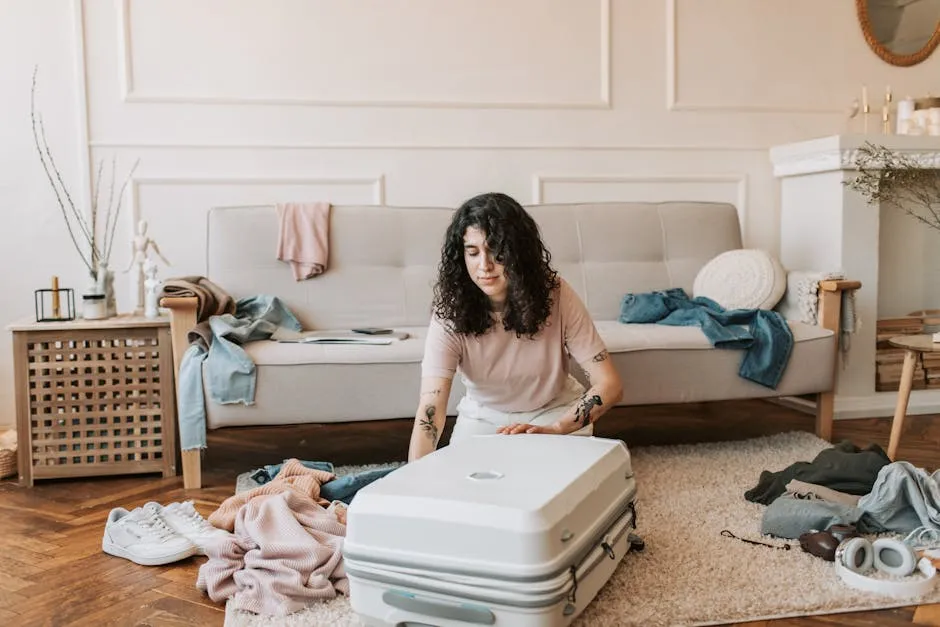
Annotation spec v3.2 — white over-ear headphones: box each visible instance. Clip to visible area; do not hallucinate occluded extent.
[834,537,938,598]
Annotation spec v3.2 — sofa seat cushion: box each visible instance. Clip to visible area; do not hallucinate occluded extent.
[593,319,832,352]
[241,320,831,366]
[594,320,836,405]
[205,319,835,429]
[244,326,430,366]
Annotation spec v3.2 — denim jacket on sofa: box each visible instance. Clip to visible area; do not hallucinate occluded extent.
[177,295,303,450]
[618,287,794,389]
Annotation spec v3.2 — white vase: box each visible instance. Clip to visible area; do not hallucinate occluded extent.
[92,264,117,318]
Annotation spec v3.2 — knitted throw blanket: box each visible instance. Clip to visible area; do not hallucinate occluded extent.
[787,270,860,359]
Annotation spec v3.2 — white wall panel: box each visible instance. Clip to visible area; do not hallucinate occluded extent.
[82,0,864,150]
[669,0,940,112]
[535,174,745,216]
[4,0,940,427]
[0,0,89,431]
[93,145,773,251]
[119,0,609,108]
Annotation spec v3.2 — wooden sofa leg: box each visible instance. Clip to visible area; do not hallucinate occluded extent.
[182,449,202,489]
[815,390,834,442]
[161,296,203,489]
[814,279,860,444]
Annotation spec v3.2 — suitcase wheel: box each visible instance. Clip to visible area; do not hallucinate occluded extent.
[629,533,645,552]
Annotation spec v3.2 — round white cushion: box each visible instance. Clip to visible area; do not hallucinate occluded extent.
[692,249,787,311]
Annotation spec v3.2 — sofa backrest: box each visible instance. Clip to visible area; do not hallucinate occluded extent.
[206,201,742,330]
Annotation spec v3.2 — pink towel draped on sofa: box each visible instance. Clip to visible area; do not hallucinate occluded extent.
[276,202,331,280]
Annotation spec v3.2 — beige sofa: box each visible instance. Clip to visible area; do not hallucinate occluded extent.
[163,201,859,489]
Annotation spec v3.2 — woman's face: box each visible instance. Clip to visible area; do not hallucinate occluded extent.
[463,226,508,307]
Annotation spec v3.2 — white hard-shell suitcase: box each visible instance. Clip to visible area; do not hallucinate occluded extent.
[344,434,640,626]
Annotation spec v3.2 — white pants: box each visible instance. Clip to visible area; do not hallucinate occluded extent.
[450,374,594,444]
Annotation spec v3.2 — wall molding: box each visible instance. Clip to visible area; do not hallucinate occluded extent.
[90,140,770,152]
[117,0,611,110]
[665,0,839,113]
[128,174,387,225]
[532,173,749,234]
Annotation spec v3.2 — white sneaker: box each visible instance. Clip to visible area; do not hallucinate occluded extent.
[102,507,197,566]
[147,501,232,555]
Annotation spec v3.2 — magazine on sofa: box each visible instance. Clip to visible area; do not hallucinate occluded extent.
[272,329,410,345]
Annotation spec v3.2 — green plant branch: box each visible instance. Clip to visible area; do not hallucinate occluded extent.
[104,158,139,264]
[90,159,103,269]
[39,117,96,254]
[31,66,138,275]
[101,154,116,266]
[846,141,940,234]
[30,68,93,274]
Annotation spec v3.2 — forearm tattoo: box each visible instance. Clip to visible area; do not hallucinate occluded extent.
[592,350,609,363]
[574,394,603,425]
[420,405,439,443]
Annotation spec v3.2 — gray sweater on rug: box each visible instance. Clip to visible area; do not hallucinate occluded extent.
[744,440,890,505]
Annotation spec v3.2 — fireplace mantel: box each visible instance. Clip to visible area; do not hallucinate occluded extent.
[771,134,940,177]
[771,134,940,420]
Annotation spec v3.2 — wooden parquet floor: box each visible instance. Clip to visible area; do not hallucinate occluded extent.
[3,399,940,627]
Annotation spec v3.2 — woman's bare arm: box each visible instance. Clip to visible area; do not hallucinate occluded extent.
[556,349,623,432]
[499,349,623,435]
[408,376,453,462]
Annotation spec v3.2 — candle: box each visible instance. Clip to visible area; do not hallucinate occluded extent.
[51,275,60,318]
[863,85,869,112]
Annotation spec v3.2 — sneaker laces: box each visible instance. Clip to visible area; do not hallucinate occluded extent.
[130,508,181,543]
[172,502,217,534]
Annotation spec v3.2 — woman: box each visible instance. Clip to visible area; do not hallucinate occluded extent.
[407,192,623,462]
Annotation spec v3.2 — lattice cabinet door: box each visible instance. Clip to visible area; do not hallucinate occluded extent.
[11,317,178,486]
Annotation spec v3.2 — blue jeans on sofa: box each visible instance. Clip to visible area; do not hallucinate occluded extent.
[618,288,794,389]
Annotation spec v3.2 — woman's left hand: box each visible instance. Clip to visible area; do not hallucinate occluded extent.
[496,422,564,435]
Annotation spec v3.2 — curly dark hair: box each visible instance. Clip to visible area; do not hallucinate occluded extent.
[432,192,559,338]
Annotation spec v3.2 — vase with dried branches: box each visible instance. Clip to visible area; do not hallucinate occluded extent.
[30,67,139,317]
[845,142,940,233]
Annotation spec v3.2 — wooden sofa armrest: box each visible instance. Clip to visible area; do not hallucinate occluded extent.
[814,279,862,443]
[819,279,862,293]
[159,296,202,490]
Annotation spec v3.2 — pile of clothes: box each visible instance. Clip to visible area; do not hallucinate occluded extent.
[196,458,398,616]
[747,440,940,544]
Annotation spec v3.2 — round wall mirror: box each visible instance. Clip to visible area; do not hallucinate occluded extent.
[857,0,940,66]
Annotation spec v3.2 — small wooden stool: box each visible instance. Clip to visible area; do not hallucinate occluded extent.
[887,334,940,460]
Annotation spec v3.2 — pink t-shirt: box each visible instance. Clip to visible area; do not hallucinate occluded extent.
[421,278,607,413]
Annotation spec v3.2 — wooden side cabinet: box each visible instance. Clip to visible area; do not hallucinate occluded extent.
[8,315,178,487]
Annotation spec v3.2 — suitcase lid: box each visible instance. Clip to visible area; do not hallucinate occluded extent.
[344,435,635,580]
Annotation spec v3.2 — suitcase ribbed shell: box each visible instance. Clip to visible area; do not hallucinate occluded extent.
[344,434,636,580]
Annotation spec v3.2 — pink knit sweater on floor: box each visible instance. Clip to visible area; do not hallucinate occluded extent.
[208,458,335,532]
[197,489,348,616]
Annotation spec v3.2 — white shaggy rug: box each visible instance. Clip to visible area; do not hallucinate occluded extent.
[223,431,940,627]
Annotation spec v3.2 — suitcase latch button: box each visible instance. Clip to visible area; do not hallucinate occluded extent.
[561,529,574,542]
[601,538,616,560]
